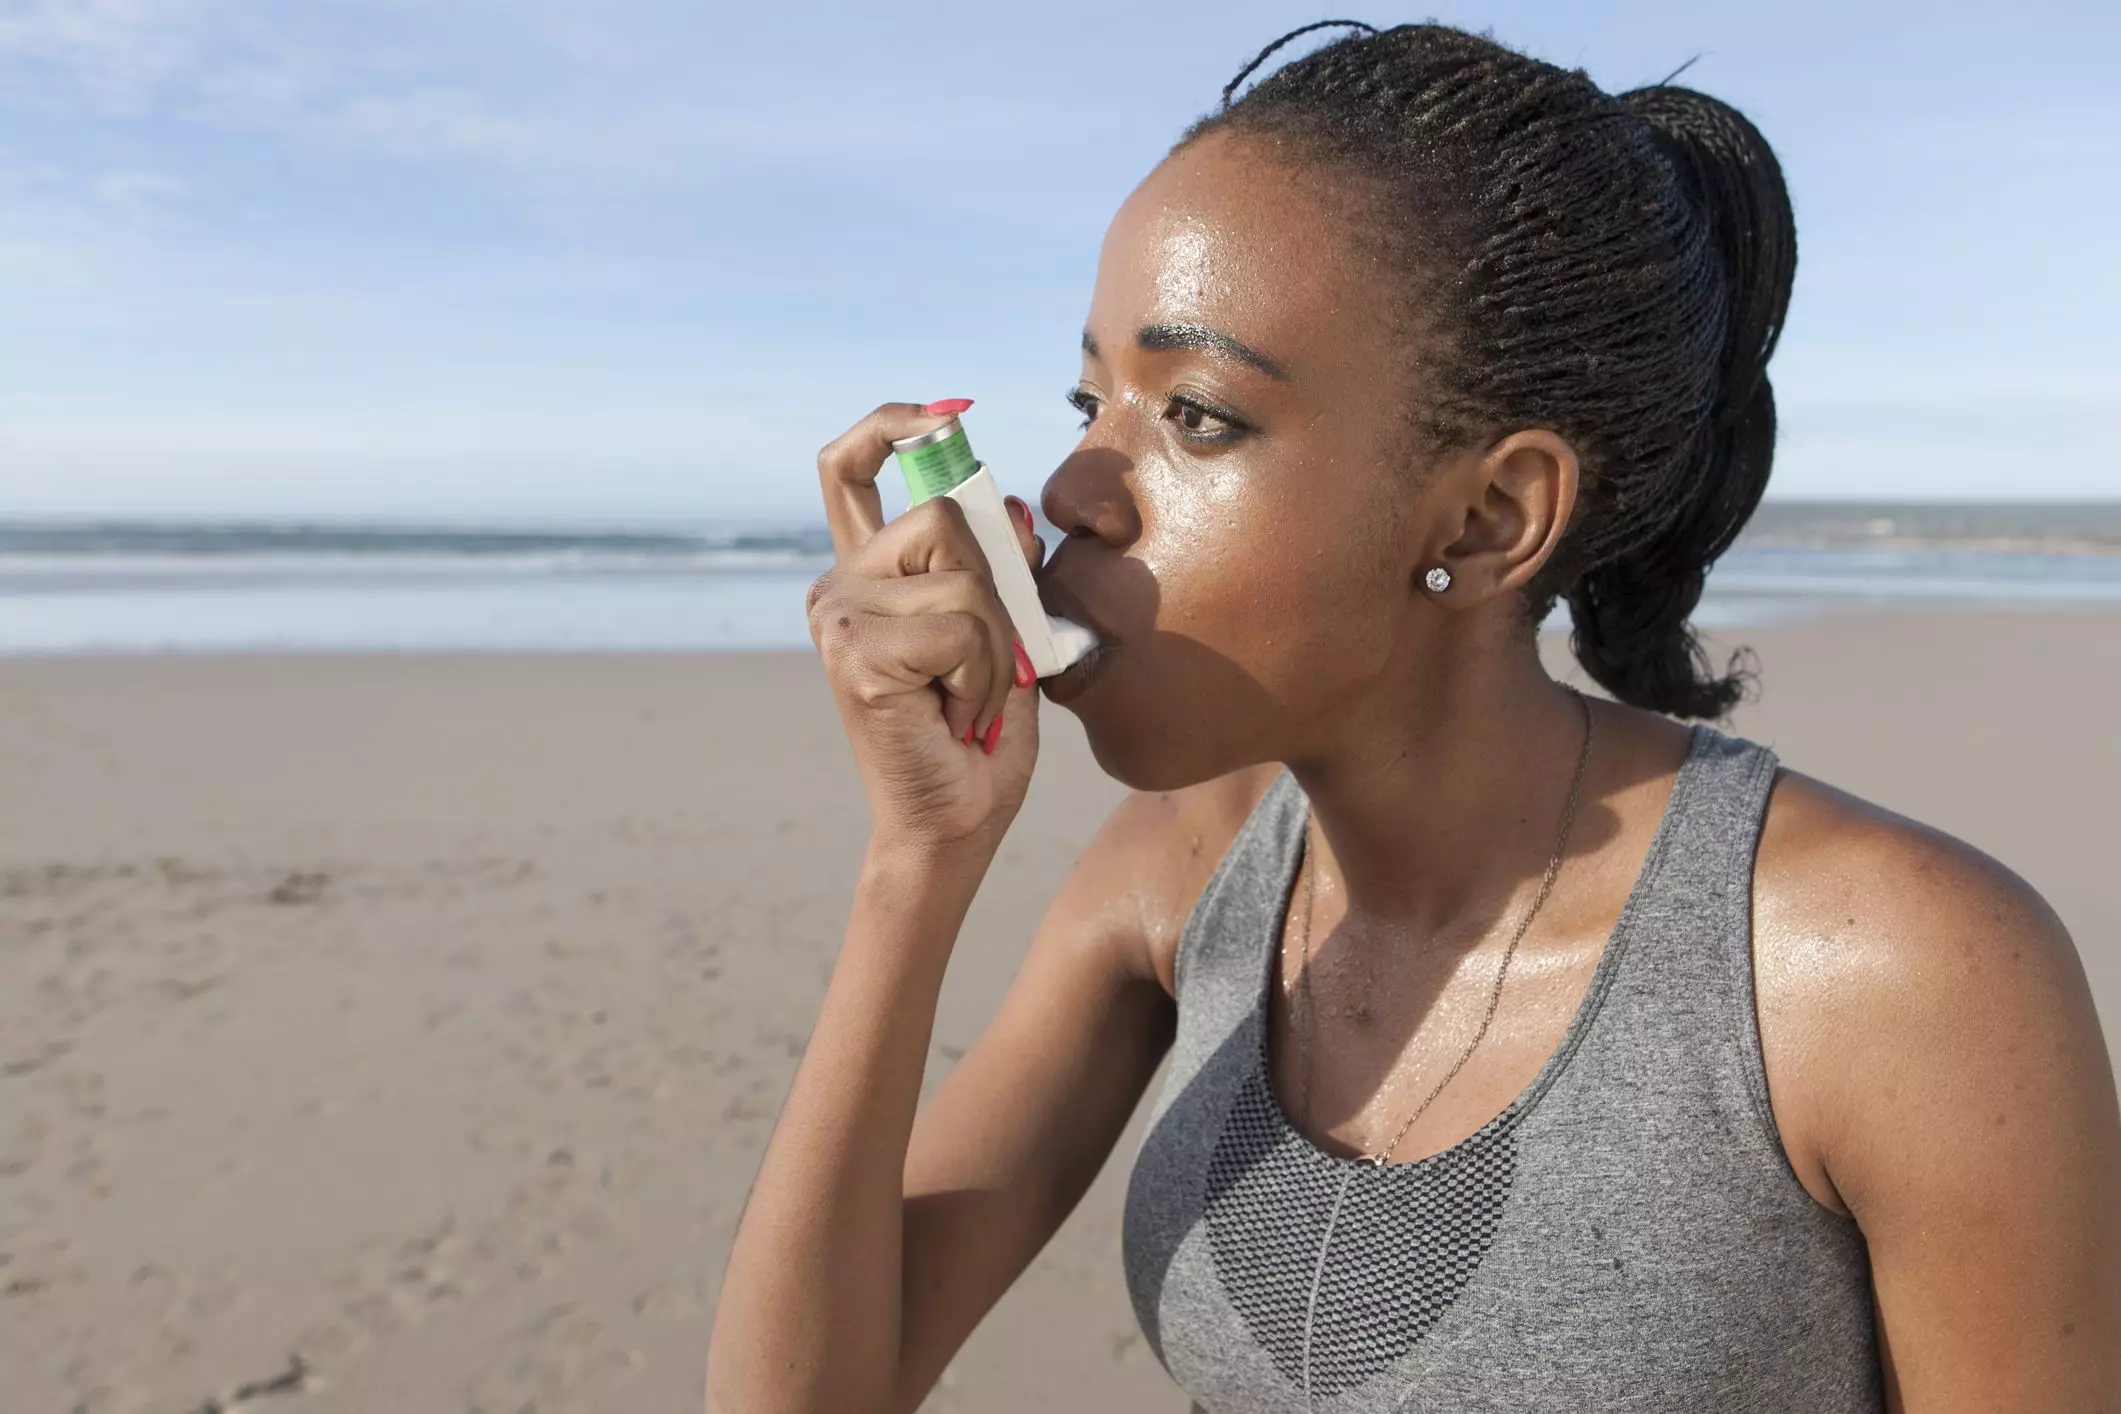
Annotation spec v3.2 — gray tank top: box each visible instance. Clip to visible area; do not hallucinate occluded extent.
[1121,725,1880,1412]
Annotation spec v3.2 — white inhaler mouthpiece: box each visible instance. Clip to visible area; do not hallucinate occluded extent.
[946,466,1097,678]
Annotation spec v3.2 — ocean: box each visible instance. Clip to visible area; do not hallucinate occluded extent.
[3,503,2118,655]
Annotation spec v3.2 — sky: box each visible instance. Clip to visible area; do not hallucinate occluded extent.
[1,0,2117,523]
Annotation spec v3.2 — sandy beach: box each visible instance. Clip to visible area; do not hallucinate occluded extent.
[3,609,2116,1413]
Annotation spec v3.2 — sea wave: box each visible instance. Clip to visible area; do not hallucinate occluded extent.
[0,520,835,563]
[0,520,837,592]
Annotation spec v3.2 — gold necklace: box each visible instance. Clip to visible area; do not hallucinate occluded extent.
[1284,686,1595,1167]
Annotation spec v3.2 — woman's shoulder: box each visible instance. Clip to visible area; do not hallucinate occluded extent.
[1752,764,2079,1003]
[1749,763,2108,1213]
[1061,763,1286,1001]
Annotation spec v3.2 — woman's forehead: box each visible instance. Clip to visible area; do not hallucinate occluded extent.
[1088,132,1374,372]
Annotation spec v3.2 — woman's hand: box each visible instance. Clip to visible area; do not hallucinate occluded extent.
[807,402,1044,855]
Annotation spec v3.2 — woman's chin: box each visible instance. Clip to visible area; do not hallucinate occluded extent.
[1069,696,1228,795]
[1047,636,1282,790]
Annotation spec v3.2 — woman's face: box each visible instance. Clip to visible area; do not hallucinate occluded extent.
[1036,127,1446,789]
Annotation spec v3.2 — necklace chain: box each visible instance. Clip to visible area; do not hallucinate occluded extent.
[1286,687,1595,1168]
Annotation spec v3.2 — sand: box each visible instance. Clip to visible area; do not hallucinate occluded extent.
[2,610,2115,1412]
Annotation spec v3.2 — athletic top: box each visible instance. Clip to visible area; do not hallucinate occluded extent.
[1121,726,1881,1412]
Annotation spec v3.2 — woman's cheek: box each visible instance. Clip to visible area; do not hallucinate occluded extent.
[1141,516,1329,666]
[1132,454,1249,552]
[1133,451,1378,674]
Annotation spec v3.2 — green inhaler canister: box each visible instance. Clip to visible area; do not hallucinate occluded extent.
[891,418,981,503]
[888,413,1097,679]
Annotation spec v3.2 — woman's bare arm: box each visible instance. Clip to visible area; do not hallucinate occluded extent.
[886,796,1182,1405]
[1756,774,2121,1412]
[705,777,1253,1414]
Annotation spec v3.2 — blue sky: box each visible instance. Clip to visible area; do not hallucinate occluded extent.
[1,0,2115,522]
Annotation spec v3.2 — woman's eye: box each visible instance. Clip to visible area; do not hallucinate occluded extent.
[1167,394,1250,444]
[1064,387,1100,429]
[1065,387,1251,443]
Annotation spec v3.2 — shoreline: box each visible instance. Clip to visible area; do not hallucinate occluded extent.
[4,591,2121,662]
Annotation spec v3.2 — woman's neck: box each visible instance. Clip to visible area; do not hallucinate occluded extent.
[1285,636,1593,939]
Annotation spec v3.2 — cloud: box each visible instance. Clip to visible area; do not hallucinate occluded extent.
[0,157,190,282]
[0,2,1154,192]
[323,87,551,168]
[0,4,565,172]
[90,167,185,211]
[0,234,86,282]
[0,0,215,113]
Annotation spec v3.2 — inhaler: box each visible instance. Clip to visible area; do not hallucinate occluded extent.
[890,415,1097,679]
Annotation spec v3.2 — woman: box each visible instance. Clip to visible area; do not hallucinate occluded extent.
[706,22,2119,1413]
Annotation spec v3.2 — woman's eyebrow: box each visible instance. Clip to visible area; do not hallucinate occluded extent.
[1079,324,1292,382]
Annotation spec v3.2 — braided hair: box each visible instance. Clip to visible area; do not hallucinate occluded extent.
[1186,22,1797,719]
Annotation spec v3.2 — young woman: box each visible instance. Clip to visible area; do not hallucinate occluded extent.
[706,22,2119,1413]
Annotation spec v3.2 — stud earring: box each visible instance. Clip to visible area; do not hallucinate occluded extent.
[1424,566,1452,593]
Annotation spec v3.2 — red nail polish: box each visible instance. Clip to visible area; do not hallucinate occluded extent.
[962,720,976,746]
[1004,495,1033,532]
[1012,640,1035,689]
[923,398,974,416]
[982,713,1004,754]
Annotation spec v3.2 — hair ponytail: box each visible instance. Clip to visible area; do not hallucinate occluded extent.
[1567,85,1796,718]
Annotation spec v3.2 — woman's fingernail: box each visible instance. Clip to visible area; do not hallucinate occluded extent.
[1004,495,1033,531]
[924,398,974,416]
[982,713,1004,754]
[1012,640,1035,689]
[962,720,976,746]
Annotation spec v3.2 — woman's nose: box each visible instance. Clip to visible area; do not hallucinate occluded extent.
[1040,445,1142,547]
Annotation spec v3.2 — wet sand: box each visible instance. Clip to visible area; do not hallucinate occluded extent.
[2,610,2115,1411]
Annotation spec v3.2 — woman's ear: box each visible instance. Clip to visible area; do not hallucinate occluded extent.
[1424,428,1578,605]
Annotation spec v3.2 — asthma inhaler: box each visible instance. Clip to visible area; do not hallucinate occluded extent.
[890,415,1097,678]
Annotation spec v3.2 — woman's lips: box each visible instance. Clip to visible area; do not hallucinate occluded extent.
[1039,639,1115,703]
[1032,574,1118,702]
[1033,575,1114,650]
